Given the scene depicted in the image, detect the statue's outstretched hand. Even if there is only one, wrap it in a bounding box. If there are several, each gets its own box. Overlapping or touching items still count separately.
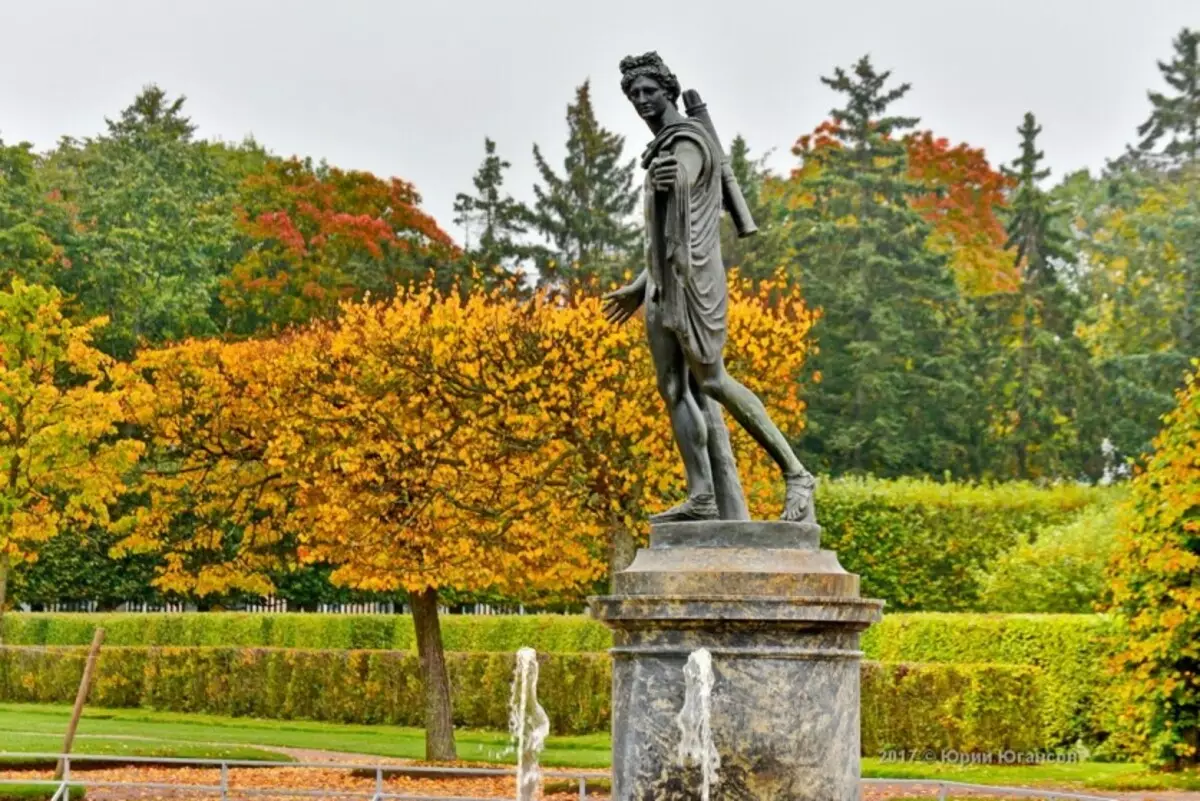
[602,282,644,325]
[650,155,679,192]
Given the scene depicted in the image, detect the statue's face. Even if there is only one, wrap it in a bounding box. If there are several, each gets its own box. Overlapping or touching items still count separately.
[628,75,670,121]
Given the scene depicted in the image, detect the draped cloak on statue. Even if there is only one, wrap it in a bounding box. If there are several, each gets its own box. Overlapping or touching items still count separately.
[641,119,726,366]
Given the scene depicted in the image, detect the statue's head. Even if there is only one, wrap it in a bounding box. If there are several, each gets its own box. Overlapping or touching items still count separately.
[619,51,680,122]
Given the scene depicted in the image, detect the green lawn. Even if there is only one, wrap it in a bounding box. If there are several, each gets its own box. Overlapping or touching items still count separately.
[0,704,611,769]
[862,757,1200,791]
[2,704,1198,790]
[0,786,84,801]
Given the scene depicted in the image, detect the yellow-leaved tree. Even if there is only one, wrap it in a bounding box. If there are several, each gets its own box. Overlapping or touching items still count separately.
[122,336,298,598]
[126,287,607,760]
[540,273,817,572]
[126,275,816,759]
[0,279,143,637]
[278,289,605,760]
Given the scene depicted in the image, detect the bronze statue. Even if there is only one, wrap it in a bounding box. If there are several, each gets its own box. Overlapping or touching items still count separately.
[602,51,817,524]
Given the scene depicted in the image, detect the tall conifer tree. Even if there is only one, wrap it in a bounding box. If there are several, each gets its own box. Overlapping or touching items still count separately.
[453,137,532,283]
[985,113,1096,478]
[792,56,965,476]
[1138,27,1200,168]
[529,81,641,289]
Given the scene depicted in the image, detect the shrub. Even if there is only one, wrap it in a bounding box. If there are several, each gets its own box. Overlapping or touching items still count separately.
[1104,362,1200,768]
[978,503,1121,614]
[0,645,1051,751]
[816,477,1113,610]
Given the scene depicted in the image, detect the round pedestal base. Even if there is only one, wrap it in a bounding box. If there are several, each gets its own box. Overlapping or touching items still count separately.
[590,520,883,801]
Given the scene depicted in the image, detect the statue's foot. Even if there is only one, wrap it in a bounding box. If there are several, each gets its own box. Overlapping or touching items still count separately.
[782,471,817,523]
[650,494,719,524]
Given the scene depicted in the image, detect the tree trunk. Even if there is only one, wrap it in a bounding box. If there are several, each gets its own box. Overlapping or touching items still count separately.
[410,588,457,761]
[0,551,9,646]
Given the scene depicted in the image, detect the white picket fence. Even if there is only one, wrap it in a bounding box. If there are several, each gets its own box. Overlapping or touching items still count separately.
[18,598,530,615]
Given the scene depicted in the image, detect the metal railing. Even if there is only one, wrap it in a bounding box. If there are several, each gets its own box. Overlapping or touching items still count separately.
[0,753,1123,801]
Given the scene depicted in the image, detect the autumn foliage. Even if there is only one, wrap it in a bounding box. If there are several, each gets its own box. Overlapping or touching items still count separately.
[222,158,458,333]
[0,280,142,627]
[906,132,1016,295]
[1105,360,1200,767]
[787,121,1015,296]
[118,274,814,758]
[125,274,815,602]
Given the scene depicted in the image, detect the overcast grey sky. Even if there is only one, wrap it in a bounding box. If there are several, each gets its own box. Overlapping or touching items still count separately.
[0,0,1194,244]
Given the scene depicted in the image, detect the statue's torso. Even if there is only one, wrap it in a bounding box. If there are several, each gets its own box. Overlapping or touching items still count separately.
[641,120,728,366]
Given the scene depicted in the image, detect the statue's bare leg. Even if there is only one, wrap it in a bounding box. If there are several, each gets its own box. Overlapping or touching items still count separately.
[691,358,817,523]
[646,297,718,522]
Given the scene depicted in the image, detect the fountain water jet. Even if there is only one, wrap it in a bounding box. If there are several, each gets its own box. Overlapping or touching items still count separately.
[676,648,720,801]
[508,647,550,801]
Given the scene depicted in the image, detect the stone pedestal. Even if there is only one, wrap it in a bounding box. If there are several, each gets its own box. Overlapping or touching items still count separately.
[590,521,883,801]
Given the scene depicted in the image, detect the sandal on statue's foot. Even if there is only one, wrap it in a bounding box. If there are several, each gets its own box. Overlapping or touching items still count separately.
[649,494,720,524]
[782,471,818,523]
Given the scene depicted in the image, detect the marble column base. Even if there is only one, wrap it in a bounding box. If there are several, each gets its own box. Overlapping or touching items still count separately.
[590,520,883,801]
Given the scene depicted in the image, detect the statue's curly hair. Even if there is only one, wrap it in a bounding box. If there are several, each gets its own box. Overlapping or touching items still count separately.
[619,51,680,106]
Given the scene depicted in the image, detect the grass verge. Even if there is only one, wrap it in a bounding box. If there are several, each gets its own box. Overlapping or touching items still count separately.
[4,704,1199,790]
[0,785,84,801]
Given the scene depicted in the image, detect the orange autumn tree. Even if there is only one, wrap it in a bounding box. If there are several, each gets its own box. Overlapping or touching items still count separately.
[121,336,298,596]
[127,275,815,757]
[906,131,1016,295]
[221,158,460,334]
[278,289,604,761]
[126,287,606,761]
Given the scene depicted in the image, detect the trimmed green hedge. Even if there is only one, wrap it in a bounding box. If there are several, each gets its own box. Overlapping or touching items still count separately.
[861,661,1047,753]
[861,613,1117,746]
[2,610,1110,659]
[816,478,1112,611]
[0,646,1051,752]
[0,613,610,653]
[0,611,1114,745]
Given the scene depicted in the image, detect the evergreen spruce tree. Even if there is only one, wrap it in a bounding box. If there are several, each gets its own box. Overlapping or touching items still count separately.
[720,135,793,279]
[529,81,641,290]
[1003,114,1073,289]
[792,56,966,476]
[986,112,1096,478]
[1138,27,1200,168]
[452,137,532,283]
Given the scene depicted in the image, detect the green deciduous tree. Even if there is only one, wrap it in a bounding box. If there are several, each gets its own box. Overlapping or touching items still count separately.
[0,139,74,287]
[43,86,249,358]
[1073,166,1200,462]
